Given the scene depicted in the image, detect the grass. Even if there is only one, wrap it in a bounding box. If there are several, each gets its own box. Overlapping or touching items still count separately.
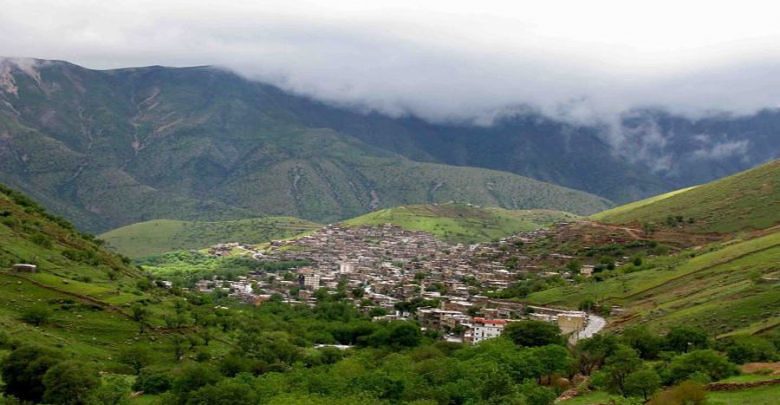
[707,383,780,405]
[344,203,577,244]
[100,217,321,258]
[527,230,780,334]
[591,160,780,233]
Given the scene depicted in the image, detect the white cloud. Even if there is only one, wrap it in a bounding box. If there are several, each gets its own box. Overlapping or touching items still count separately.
[1,0,780,124]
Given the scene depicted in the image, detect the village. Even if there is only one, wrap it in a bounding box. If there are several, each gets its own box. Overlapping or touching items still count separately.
[191,223,605,344]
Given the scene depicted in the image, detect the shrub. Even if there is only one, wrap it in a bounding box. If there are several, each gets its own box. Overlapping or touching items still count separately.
[667,349,738,383]
[648,380,706,405]
[133,368,172,394]
[21,305,52,326]
[42,360,100,405]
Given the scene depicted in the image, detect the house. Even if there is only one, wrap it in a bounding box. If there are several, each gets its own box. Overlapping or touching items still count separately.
[12,263,37,272]
[465,317,507,344]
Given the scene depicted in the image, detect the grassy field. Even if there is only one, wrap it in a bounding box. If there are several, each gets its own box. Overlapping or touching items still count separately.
[707,384,780,405]
[591,160,779,233]
[528,230,780,334]
[100,217,321,258]
[343,203,578,243]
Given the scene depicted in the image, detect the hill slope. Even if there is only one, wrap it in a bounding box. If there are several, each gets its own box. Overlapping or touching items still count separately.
[344,203,577,243]
[0,182,203,367]
[592,160,780,233]
[0,58,610,232]
[100,217,322,258]
[528,230,780,336]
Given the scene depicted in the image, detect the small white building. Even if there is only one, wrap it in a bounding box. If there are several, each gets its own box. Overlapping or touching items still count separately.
[465,317,507,344]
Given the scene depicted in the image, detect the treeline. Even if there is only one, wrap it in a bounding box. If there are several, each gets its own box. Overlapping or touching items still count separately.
[1,289,778,404]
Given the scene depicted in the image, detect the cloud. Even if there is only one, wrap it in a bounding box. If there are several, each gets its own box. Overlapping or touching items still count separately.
[1,0,780,127]
[691,140,750,161]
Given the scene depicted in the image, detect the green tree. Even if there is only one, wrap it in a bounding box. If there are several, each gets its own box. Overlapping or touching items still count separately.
[1,345,61,402]
[133,368,172,394]
[602,345,642,395]
[186,379,257,405]
[503,321,563,347]
[621,326,663,359]
[720,335,778,364]
[664,326,709,353]
[667,349,738,383]
[21,305,51,326]
[87,374,131,405]
[117,346,153,374]
[624,368,661,400]
[43,361,100,405]
[171,364,221,404]
[574,334,619,375]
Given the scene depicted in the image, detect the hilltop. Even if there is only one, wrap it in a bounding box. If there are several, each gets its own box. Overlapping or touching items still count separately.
[343,203,577,244]
[0,58,610,232]
[592,160,780,234]
[100,217,321,258]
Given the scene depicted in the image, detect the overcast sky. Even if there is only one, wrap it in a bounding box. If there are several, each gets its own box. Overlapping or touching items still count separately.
[2,0,780,123]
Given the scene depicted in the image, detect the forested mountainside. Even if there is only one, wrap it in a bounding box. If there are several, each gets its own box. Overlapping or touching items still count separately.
[0,58,610,232]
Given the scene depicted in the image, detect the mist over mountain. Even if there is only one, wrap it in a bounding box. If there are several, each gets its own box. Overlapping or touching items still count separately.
[0,58,777,233]
[0,58,615,232]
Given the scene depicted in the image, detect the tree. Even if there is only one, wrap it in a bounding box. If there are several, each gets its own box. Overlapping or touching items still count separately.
[133,368,172,394]
[118,346,153,374]
[667,349,738,383]
[88,374,131,405]
[574,334,619,375]
[21,305,51,326]
[42,360,100,405]
[503,321,563,347]
[171,364,221,403]
[530,345,571,383]
[131,304,149,333]
[601,345,642,395]
[1,345,61,402]
[187,379,258,405]
[720,335,778,364]
[621,326,663,359]
[664,326,709,353]
[624,368,661,400]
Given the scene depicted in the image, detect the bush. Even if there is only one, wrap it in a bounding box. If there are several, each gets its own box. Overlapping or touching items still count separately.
[503,321,563,347]
[21,305,52,326]
[1,346,62,403]
[720,335,778,364]
[664,326,709,353]
[133,368,173,394]
[648,380,706,405]
[667,349,738,383]
[42,360,100,405]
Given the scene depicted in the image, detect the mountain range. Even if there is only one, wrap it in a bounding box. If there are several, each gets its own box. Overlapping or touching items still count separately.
[1,57,778,232]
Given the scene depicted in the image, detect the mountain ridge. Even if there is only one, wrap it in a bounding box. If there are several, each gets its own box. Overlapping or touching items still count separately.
[0,58,611,232]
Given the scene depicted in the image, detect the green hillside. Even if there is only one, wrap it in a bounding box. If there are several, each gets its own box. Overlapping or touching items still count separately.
[100,217,321,258]
[0,183,215,370]
[0,59,610,232]
[344,203,577,243]
[591,160,780,233]
[528,230,780,335]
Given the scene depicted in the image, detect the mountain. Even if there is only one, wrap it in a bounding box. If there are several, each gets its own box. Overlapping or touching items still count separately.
[343,203,577,244]
[592,159,780,233]
[100,217,322,258]
[0,58,611,233]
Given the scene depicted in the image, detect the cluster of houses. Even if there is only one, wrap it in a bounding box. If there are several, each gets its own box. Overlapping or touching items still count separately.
[189,223,598,344]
